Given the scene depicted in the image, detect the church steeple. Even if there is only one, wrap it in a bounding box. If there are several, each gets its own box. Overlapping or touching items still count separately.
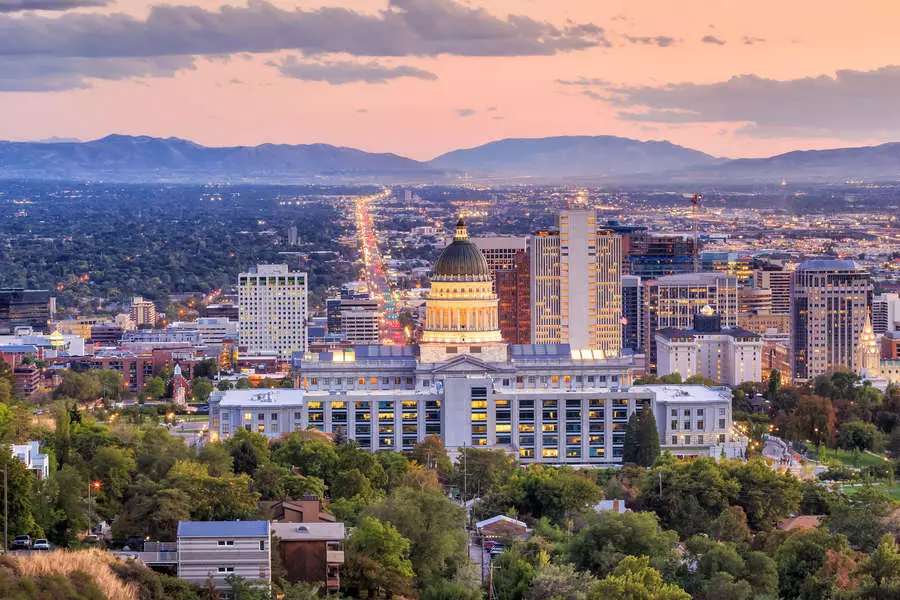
[856,310,881,378]
[454,218,468,241]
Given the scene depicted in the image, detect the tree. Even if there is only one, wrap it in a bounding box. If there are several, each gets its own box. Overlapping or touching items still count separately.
[774,527,851,600]
[743,551,779,598]
[493,546,536,600]
[235,378,254,389]
[97,369,124,402]
[569,510,680,578]
[54,401,71,468]
[217,380,234,391]
[192,358,219,380]
[699,573,752,600]
[367,486,469,589]
[142,376,167,401]
[223,428,271,476]
[709,506,751,546]
[196,443,234,477]
[622,403,660,467]
[526,563,597,600]
[272,436,337,482]
[787,394,836,452]
[589,556,690,600]
[411,435,452,474]
[93,445,136,515]
[826,486,899,553]
[191,378,214,403]
[724,459,802,531]
[376,451,410,490]
[837,420,881,451]
[344,515,415,598]
[450,447,516,500]
[768,369,781,399]
[854,534,900,599]
[480,465,602,525]
[54,370,101,403]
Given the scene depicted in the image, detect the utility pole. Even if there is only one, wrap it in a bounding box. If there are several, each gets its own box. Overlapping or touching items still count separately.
[658,470,663,496]
[488,561,495,600]
[3,464,7,554]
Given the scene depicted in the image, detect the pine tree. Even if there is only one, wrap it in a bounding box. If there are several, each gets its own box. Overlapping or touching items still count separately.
[623,403,661,467]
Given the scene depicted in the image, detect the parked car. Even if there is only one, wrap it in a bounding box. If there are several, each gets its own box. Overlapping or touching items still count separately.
[32,539,50,551]
[83,534,101,545]
[10,535,31,550]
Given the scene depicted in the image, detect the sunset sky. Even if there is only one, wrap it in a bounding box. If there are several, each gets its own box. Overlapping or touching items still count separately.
[0,0,898,160]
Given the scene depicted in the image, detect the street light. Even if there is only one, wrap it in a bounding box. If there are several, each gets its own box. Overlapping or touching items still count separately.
[88,481,101,534]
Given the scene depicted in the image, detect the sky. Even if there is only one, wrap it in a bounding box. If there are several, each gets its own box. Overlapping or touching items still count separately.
[0,0,898,160]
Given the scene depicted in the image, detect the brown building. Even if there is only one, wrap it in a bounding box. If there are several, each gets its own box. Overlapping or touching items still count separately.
[738,286,773,315]
[883,332,900,360]
[269,498,344,593]
[739,312,791,336]
[473,238,531,344]
[14,366,40,398]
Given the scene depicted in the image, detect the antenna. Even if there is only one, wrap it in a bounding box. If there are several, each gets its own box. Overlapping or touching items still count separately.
[691,193,703,273]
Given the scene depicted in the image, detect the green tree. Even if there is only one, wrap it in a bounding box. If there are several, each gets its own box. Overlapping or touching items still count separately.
[142,376,167,401]
[411,435,453,474]
[526,562,597,600]
[93,445,136,515]
[54,370,101,403]
[196,443,234,477]
[367,486,469,589]
[344,515,415,599]
[589,556,690,600]
[223,428,271,475]
[774,527,851,600]
[788,395,836,452]
[191,378,214,403]
[854,533,900,599]
[451,447,517,500]
[376,451,410,489]
[235,378,254,389]
[699,572,752,600]
[569,510,680,578]
[826,486,899,553]
[768,369,781,399]
[622,403,661,467]
[837,420,881,451]
[97,369,124,402]
[743,551,779,598]
[217,380,234,391]
[0,452,38,538]
[724,459,802,531]
[192,359,219,380]
[493,546,536,600]
[272,437,337,482]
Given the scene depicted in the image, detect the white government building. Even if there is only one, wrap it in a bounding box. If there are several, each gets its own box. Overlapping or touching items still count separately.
[211,221,745,463]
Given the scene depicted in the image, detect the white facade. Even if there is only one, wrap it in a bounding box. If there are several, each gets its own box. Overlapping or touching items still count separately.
[656,329,764,385]
[872,293,900,335]
[238,264,308,359]
[529,210,622,356]
[339,299,380,345]
[11,441,49,479]
[210,389,305,441]
[197,318,238,345]
[177,521,271,592]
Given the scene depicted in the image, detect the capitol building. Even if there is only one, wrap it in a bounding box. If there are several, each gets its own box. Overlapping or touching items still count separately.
[210,220,744,464]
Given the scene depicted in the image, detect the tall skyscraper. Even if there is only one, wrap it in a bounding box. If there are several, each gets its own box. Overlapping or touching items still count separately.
[239,264,308,359]
[622,276,643,353]
[754,269,792,315]
[0,289,51,334]
[529,209,622,356]
[129,296,158,328]
[643,273,739,371]
[738,286,773,315]
[872,293,900,335]
[474,237,530,344]
[791,260,871,381]
[702,252,752,284]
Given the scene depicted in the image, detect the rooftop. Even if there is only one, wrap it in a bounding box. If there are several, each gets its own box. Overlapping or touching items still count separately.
[656,326,761,341]
[214,389,305,407]
[636,385,732,404]
[177,520,270,538]
[797,259,860,271]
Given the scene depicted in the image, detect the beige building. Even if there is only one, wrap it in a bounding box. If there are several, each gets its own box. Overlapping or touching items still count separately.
[129,296,157,327]
[238,264,308,359]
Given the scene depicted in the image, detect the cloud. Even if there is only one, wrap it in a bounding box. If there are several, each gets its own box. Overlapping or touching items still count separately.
[603,66,900,138]
[556,77,609,86]
[0,0,607,91]
[742,36,766,45]
[0,0,109,12]
[0,55,192,91]
[272,56,437,84]
[456,108,476,117]
[701,35,726,46]
[624,35,677,47]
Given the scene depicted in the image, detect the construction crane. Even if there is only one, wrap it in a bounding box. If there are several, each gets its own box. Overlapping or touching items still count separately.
[691,192,703,273]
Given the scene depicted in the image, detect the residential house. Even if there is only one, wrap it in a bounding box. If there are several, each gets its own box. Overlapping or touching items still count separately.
[176,521,271,593]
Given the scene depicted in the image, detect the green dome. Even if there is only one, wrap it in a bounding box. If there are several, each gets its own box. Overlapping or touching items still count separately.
[432,219,493,282]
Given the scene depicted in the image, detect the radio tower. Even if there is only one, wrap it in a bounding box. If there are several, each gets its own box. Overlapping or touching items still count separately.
[691,193,703,273]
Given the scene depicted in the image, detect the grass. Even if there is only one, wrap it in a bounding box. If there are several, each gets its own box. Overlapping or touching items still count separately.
[11,548,138,600]
[843,483,900,501]
[820,447,891,469]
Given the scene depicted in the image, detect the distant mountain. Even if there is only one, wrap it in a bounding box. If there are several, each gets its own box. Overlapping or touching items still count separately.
[428,135,719,178]
[0,135,431,182]
[676,142,900,183]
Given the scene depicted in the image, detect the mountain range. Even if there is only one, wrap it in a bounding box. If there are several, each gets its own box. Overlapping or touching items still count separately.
[1,134,899,184]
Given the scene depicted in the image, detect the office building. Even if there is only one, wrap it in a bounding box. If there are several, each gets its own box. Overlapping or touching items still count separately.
[738,286,773,316]
[622,276,643,353]
[197,317,238,345]
[739,312,791,336]
[529,210,622,356]
[791,259,871,381]
[339,299,380,345]
[201,304,240,321]
[288,224,298,247]
[474,237,530,344]
[702,252,752,284]
[129,296,158,328]
[872,293,900,335]
[239,264,308,359]
[656,308,764,385]
[754,269,792,315]
[627,233,696,278]
[883,331,900,361]
[0,289,51,334]
[644,273,739,371]
[177,521,271,592]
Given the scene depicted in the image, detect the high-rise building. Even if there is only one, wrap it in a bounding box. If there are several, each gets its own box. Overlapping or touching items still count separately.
[0,289,51,334]
[473,237,531,344]
[627,233,696,278]
[339,298,380,345]
[287,224,298,247]
[529,210,622,356]
[872,293,900,335]
[738,286,773,316]
[129,296,158,328]
[791,259,871,381]
[644,273,739,371]
[702,252,752,284]
[239,264,308,359]
[754,269,792,315]
[622,276,643,353]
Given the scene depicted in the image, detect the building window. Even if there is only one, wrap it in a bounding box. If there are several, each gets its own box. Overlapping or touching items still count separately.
[218,567,235,573]
[217,540,235,547]
[259,540,266,551]
[672,436,678,445]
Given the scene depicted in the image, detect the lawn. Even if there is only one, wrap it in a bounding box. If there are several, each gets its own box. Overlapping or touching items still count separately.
[819,447,891,469]
[843,483,900,501]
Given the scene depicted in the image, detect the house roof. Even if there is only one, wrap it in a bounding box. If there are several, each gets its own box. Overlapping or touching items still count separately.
[777,515,822,531]
[177,521,270,538]
[475,515,527,530]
